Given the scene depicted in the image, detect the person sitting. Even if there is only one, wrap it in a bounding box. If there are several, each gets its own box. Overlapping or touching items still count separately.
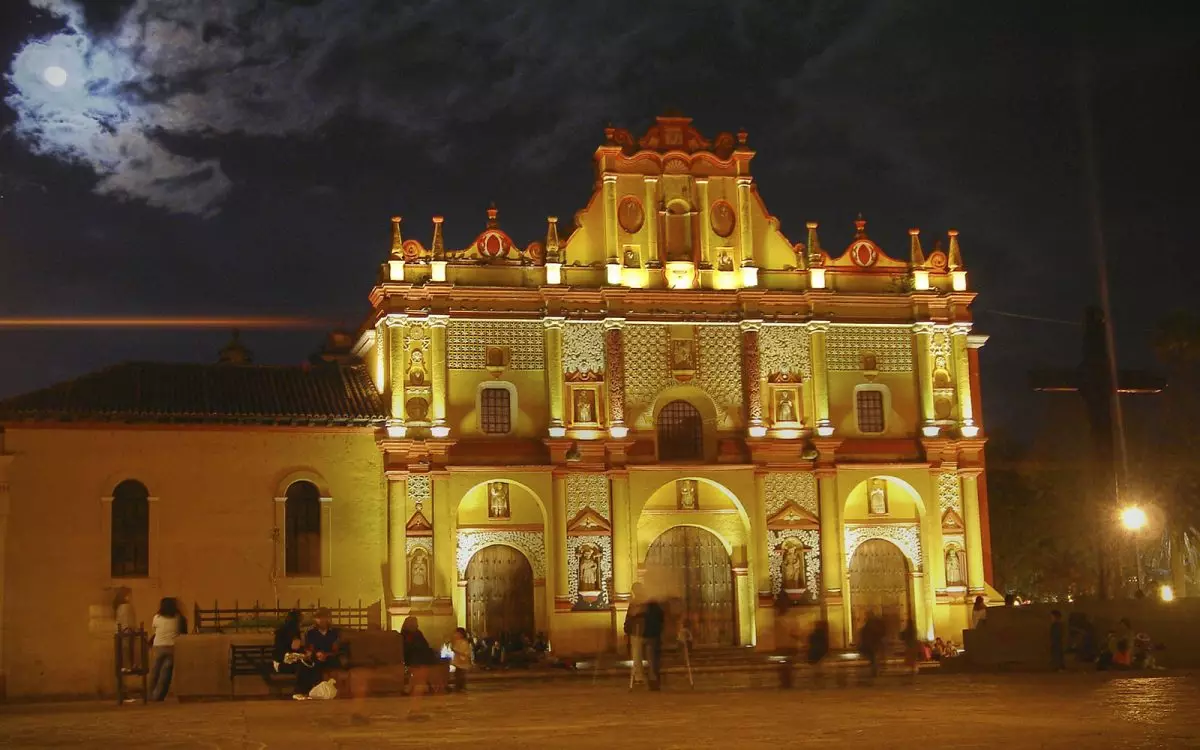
[272,609,305,675]
[450,627,473,692]
[293,607,342,700]
[400,616,440,693]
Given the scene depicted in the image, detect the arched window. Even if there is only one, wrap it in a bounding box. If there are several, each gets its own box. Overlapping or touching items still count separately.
[111,480,150,578]
[285,481,322,577]
[657,400,704,461]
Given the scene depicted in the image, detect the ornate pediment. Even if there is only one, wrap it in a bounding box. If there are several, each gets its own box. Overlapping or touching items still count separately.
[767,501,819,530]
[567,507,612,536]
[941,509,964,532]
[406,509,433,536]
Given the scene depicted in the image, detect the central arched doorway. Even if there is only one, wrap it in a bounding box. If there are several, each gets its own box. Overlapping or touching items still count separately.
[644,526,735,646]
[465,545,535,639]
[847,538,912,642]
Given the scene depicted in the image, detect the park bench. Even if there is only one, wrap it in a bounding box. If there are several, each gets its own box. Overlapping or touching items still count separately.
[230,644,292,697]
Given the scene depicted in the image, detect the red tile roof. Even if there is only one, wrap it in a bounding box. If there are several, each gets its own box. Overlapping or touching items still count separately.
[0,362,387,426]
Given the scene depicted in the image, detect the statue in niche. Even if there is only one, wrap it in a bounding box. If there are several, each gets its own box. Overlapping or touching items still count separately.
[409,550,431,597]
[579,545,601,592]
[407,348,427,386]
[671,339,696,370]
[488,482,510,519]
[717,250,735,272]
[782,544,806,590]
[946,547,965,586]
[677,479,698,510]
[868,479,888,515]
[624,247,641,268]
[574,390,596,423]
[776,391,797,423]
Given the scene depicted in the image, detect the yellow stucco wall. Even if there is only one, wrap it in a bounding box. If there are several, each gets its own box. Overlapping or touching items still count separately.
[1,427,385,698]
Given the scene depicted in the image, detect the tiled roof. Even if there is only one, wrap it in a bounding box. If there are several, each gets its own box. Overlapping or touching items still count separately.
[0,362,387,426]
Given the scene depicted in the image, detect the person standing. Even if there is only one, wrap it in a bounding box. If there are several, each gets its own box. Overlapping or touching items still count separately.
[624,584,647,685]
[1050,610,1066,671]
[450,628,473,692]
[149,597,183,701]
[642,595,666,691]
[970,596,988,629]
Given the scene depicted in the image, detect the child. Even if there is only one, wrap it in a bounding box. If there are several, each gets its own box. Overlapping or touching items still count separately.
[451,628,473,692]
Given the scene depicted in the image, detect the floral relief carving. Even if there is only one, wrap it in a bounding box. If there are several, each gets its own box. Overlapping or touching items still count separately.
[623,325,673,417]
[567,535,612,608]
[767,529,821,595]
[937,473,962,515]
[827,325,913,372]
[563,322,606,379]
[407,474,431,514]
[760,324,812,381]
[845,524,923,571]
[566,473,610,522]
[405,536,433,558]
[447,320,544,370]
[695,326,742,427]
[456,530,546,580]
[764,472,818,517]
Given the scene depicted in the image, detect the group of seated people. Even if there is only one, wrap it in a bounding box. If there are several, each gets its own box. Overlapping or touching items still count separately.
[272,607,344,700]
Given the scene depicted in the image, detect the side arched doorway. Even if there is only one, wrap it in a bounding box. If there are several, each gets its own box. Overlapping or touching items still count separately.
[465,545,535,639]
[847,538,912,642]
[644,526,735,646]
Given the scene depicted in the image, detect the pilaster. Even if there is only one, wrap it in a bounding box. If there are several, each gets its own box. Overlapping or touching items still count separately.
[609,471,633,600]
[740,320,764,434]
[388,321,407,421]
[387,477,407,601]
[696,177,712,268]
[429,315,449,433]
[815,464,845,647]
[551,474,570,609]
[603,318,627,435]
[960,468,986,596]
[735,176,754,267]
[432,473,454,603]
[544,317,566,434]
[809,322,833,434]
[750,470,770,598]
[951,323,977,436]
[643,177,659,264]
[602,174,618,261]
[913,322,936,431]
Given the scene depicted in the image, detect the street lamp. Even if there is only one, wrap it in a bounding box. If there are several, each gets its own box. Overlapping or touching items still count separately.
[1120,506,1148,594]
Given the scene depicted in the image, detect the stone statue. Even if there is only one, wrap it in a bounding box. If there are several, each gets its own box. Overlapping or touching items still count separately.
[672,340,694,369]
[408,348,426,386]
[782,546,805,590]
[777,391,796,422]
[410,552,429,595]
[579,546,600,591]
[488,482,510,519]
[946,548,963,585]
[678,479,698,510]
[717,251,734,272]
[624,247,640,268]
[575,391,594,423]
[869,481,887,515]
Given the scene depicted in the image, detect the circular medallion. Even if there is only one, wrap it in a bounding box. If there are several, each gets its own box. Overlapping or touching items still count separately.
[617,196,644,234]
[402,239,422,262]
[710,200,736,238]
[479,231,506,258]
[406,397,429,421]
[929,250,948,270]
[849,240,878,268]
[526,241,544,263]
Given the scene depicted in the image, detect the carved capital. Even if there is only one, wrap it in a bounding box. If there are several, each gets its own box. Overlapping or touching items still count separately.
[739,319,763,332]
[602,317,626,331]
[912,322,936,336]
[950,322,973,336]
[543,316,566,330]
[427,314,449,328]
[807,320,831,334]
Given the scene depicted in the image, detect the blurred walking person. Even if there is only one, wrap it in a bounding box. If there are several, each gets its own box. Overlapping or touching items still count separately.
[149,597,183,702]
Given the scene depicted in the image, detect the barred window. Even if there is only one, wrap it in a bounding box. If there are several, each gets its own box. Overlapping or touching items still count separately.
[286,481,321,577]
[657,400,704,461]
[111,480,150,578]
[480,386,512,434]
[856,390,886,434]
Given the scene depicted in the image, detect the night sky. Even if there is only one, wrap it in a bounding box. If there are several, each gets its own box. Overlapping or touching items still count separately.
[0,1,1197,437]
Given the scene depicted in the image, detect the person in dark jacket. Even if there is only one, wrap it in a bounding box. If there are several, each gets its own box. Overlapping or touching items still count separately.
[641,595,666,690]
[294,608,342,699]
[272,610,304,674]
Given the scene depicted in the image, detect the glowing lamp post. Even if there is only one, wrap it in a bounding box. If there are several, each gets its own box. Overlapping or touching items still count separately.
[1120,506,1148,594]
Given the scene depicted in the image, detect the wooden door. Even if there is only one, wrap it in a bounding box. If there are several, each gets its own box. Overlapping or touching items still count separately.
[644,526,735,646]
[465,545,535,640]
[848,538,912,643]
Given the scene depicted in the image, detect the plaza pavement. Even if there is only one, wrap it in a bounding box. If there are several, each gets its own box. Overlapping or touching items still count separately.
[1,671,1198,748]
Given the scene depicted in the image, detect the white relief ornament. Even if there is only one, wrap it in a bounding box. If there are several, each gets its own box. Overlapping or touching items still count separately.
[405,536,433,558]
[695,325,743,426]
[937,473,962,515]
[827,325,914,372]
[764,472,818,517]
[767,529,821,595]
[845,523,923,571]
[566,473,610,522]
[456,529,546,580]
[408,474,431,513]
[447,320,544,370]
[567,535,613,608]
[622,325,673,416]
[562,322,606,378]
[760,324,812,381]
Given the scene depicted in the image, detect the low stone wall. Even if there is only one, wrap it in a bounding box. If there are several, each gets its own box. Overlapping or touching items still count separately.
[962,599,1200,670]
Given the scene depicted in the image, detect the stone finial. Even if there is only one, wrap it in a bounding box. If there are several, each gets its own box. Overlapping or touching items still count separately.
[431,216,445,260]
[854,213,868,239]
[806,221,824,267]
[545,216,561,263]
[390,216,403,258]
[486,202,499,229]
[947,229,963,270]
[909,228,926,268]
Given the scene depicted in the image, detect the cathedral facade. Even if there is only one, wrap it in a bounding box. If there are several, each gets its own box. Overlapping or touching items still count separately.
[0,115,993,698]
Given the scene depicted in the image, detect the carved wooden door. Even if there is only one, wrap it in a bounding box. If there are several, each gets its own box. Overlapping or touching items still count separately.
[644,526,735,646]
[465,545,535,640]
[848,538,912,643]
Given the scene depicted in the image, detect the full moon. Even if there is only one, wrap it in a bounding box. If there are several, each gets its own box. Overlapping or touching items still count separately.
[43,66,68,87]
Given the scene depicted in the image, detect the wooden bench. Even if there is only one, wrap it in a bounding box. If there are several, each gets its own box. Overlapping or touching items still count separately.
[230,644,292,697]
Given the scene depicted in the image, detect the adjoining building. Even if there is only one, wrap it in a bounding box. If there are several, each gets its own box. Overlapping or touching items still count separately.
[0,114,994,698]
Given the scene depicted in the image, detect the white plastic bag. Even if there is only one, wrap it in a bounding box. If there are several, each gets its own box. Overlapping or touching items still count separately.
[308,678,338,700]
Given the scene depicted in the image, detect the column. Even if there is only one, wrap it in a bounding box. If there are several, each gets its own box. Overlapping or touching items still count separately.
[740,321,765,435]
[552,473,570,610]
[913,323,936,431]
[735,176,754,267]
[951,323,977,436]
[816,469,846,646]
[750,471,770,597]
[809,322,833,434]
[603,174,618,262]
[387,477,407,601]
[960,470,986,596]
[432,474,454,601]
[429,315,449,433]
[610,472,633,599]
[544,317,566,435]
[696,177,711,267]
[643,177,659,264]
[604,318,627,436]
[389,321,407,422]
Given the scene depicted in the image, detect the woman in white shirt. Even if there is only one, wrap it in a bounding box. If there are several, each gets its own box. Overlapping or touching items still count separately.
[149,597,183,701]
